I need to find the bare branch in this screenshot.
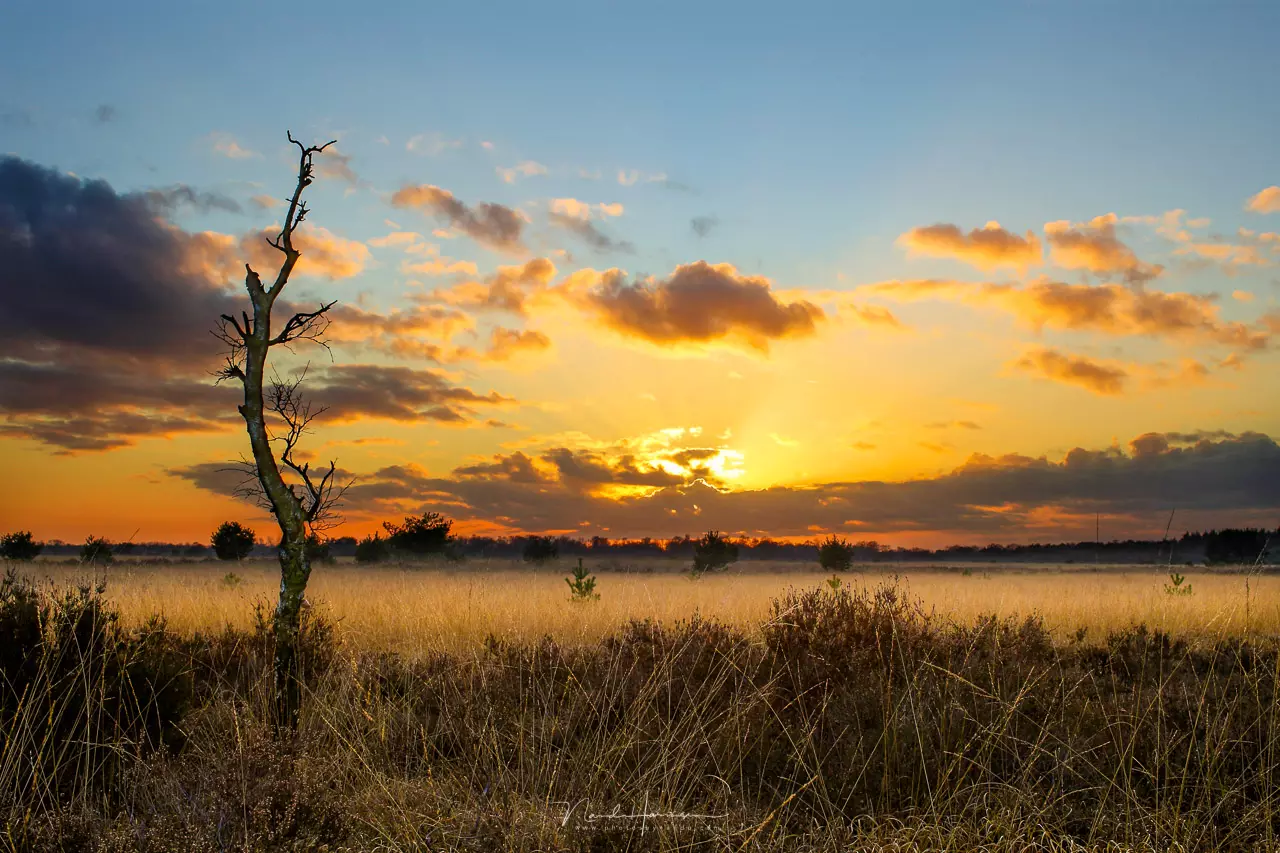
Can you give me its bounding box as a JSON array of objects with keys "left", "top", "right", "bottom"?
[{"left": 269, "top": 300, "right": 337, "bottom": 347}]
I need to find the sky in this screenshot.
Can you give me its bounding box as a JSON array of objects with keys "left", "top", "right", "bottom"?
[{"left": 2, "top": 1, "right": 1280, "bottom": 547}]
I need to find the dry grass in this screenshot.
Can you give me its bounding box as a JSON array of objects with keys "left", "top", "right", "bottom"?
[{"left": 28, "top": 557, "right": 1280, "bottom": 658}]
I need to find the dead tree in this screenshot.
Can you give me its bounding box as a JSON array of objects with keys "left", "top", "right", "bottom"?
[{"left": 213, "top": 132, "right": 345, "bottom": 731}]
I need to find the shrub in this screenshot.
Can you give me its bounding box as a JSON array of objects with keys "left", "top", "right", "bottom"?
[
  {"left": 354, "top": 533, "right": 391, "bottom": 564},
  {"left": 692, "top": 530, "right": 738, "bottom": 576},
  {"left": 382, "top": 511, "right": 453, "bottom": 556},
  {"left": 523, "top": 535, "right": 559, "bottom": 563},
  {"left": 0, "top": 530, "right": 43, "bottom": 562},
  {"left": 79, "top": 536, "right": 113, "bottom": 565},
  {"left": 817, "top": 534, "right": 854, "bottom": 572},
  {"left": 211, "top": 521, "right": 256, "bottom": 561},
  {"left": 306, "top": 533, "right": 334, "bottom": 564},
  {"left": 565, "top": 557, "right": 599, "bottom": 602}
]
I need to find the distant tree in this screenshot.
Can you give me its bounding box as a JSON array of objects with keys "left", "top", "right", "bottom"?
[
  {"left": 79, "top": 536, "right": 113, "bottom": 565},
  {"left": 693, "top": 530, "right": 738, "bottom": 575},
  {"left": 0, "top": 531, "right": 43, "bottom": 562},
  {"left": 817, "top": 535, "right": 854, "bottom": 572},
  {"left": 383, "top": 512, "right": 454, "bottom": 556},
  {"left": 306, "top": 533, "right": 334, "bottom": 564},
  {"left": 523, "top": 535, "right": 559, "bottom": 563},
  {"left": 1205, "top": 528, "right": 1270, "bottom": 565},
  {"left": 354, "top": 533, "right": 391, "bottom": 564},
  {"left": 211, "top": 521, "right": 257, "bottom": 561}
]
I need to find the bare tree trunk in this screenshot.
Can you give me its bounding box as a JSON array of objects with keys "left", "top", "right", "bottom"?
[{"left": 216, "top": 133, "right": 342, "bottom": 734}]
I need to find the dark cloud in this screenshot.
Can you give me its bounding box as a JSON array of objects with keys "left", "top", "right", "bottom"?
[
  {"left": 690, "top": 216, "right": 718, "bottom": 238},
  {"left": 175, "top": 432, "right": 1280, "bottom": 541},
  {"left": 390, "top": 184, "right": 524, "bottom": 252},
  {"left": 305, "top": 364, "right": 515, "bottom": 425},
  {"left": 315, "top": 149, "right": 359, "bottom": 186},
  {"left": 0, "top": 156, "right": 244, "bottom": 367},
  {"left": 577, "top": 261, "right": 824, "bottom": 352},
  {"left": 143, "top": 184, "right": 243, "bottom": 215},
  {"left": 93, "top": 105, "right": 117, "bottom": 124},
  {"left": 548, "top": 212, "right": 634, "bottom": 253}
]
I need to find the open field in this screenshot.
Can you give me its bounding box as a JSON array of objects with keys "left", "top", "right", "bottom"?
[
  {"left": 24, "top": 558, "right": 1280, "bottom": 657},
  {"left": 8, "top": 559, "right": 1280, "bottom": 851}
]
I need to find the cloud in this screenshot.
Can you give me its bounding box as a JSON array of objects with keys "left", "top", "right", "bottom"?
[
  {"left": 574, "top": 261, "right": 825, "bottom": 353},
  {"left": 1246, "top": 186, "right": 1280, "bottom": 215},
  {"left": 1011, "top": 348, "right": 1129, "bottom": 395},
  {"left": 862, "top": 277, "right": 1273, "bottom": 350},
  {"left": 898, "top": 221, "right": 1042, "bottom": 271},
  {"left": 691, "top": 216, "right": 718, "bottom": 238},
  {"left": 304, "top": 364, "right": 515, "bottom": 425},
  {"left": 208, "top": 132, "right": 259, "bottom": 160},
  {"left": 548, "top": 214, "right": 633, "bottom": 254},
  {"left": 430, "top": 258, "right": 558, "bottom": 316},
  {"left": 143, "top": 184, "right": 243, "bottom": 215},
  {"left": 315, "top": 149, "right": 359, "bottom": 186},
  {"left": 250, "top": 194, "right": 279, "bottom": 209},
  {"left": 390, "top": 184, "right": 525, "bottom": 252},
  {"left": 93, "top": 105, "right": 116, "bottom": 124},
  {"left": 406, "top": 133, "right": 463, "bottom": 156},
  {"left": 1044, "top": 214, "right": 1162, "bottom": 283},
  {"left": 240, "top": 224, "right": 370, "bottom": 280},
  {"left": 177, "top": 431, "right": 1280, "bottom": 541},
  {"left": 548, "top": 198, "right": 624, "bottom": 220},
  {"left": 926, "top": 421, "right": 982, "bottom": 430},
  {"left": 496, "top": 161, "right": 548, "bottom": 184},
  {"left": 1011, "top": 347, "right": 1215, "bottom": 396},
  {"left": 0, "top": 155, "right": 361, "bottom": 452},
  {"left": 480, "top": 327, "right": 552, "bottom": 362}
]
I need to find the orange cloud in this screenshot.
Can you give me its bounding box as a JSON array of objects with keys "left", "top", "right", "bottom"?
[
  {"left": 1011, "top": 348, "right": 1128, "bottom": 395},
  {"left": 239, "top": 225, "right": 370, "bottom": 280},
  {"left": 1245, "top": 186, "right": 1280, "bottom": 214},
  {"left": 480, "top": 327, "right": 552, "bottom": 362},
  {"left": 575, "top": 261, "right": 824, "bottom": 353},
  {"left": 898, "top": 221, "right": 1042, "bottom": 271},
  {"left": 863, "top": 277, "right": 1272, "bottom": 350},
  {"left": 1044, "top": 214, "right": 1162, "bottom": 283},
  {"left": 390, "top": 185, "right": 526, "bottom": 252},
  {"left": 430, "top": 258, "right": 559, "bottom": 316}
]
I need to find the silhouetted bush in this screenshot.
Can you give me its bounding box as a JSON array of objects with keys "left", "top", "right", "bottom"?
[
  {"left": 0, "top": 530, "right": 42, "bottom": 562},
  {"left": 522, "top": 535, "right": 559, "bottom": 563},
  {"left": 0, "top": 569, "right": 193, "bottom": 803},
  {"left": 692, "top": 529, "right": 738, "bottom": 575},
  {"left": 211, "top": 521, "right": 256, "bottom": 561},
  {"left": 817, "top": 534, "right": 854, "bottom": 572},
  {"left": 79, "top": 535, "right": 113, "bottom": 565},
  {"left": 306, "top": 532, "right": 334, "bottom": 564},
  {"left": 383, "top": 511, "right": 453, "bottom": 556},
  {"left": 354, "top": 533, "right": 391, "bottom": 564}
]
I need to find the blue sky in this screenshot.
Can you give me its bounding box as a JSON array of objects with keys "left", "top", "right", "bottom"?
[{"left": 3, "top": 1, "right": 1280, "bottom": 544}]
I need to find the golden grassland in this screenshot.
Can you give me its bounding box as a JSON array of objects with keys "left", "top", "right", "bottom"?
[{"left": 27, "top": 557, "right": 1280, "bottom": 656}]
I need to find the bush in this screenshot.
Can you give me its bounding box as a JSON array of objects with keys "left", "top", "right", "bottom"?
[
  {"left": 79, "top": 536, "right": 113, "bottom": 565},
  {"left": 692, "top": 530, "right": 738, "bottom": 575},
  {"left": 354, "top": 533, "right": 391, "bottom": 564},
  {"left": 382, "top": 511, "right": 453, "bottom": 556},
  {"left": 0, "top": 530, "right": 43, "bottom": 562},
  {"left": 306, "top": 533, "right": 334, "bottom": 564},
  {"left": 523, "top": 535, "right": 559, "bottom": 563},
  {"left": 211, "top": 521, "right": 256, "bottom": 561},
  {"left": 817, "top": 534, "right": 854, "bottom": 572}
]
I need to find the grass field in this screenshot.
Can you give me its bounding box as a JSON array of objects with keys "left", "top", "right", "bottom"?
[
  {"left": 7, "top": 558, "right": 1280, "bottom": 851},
  {"left": 27, "top": 557, "right": 1280, "bottom": 656}
]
